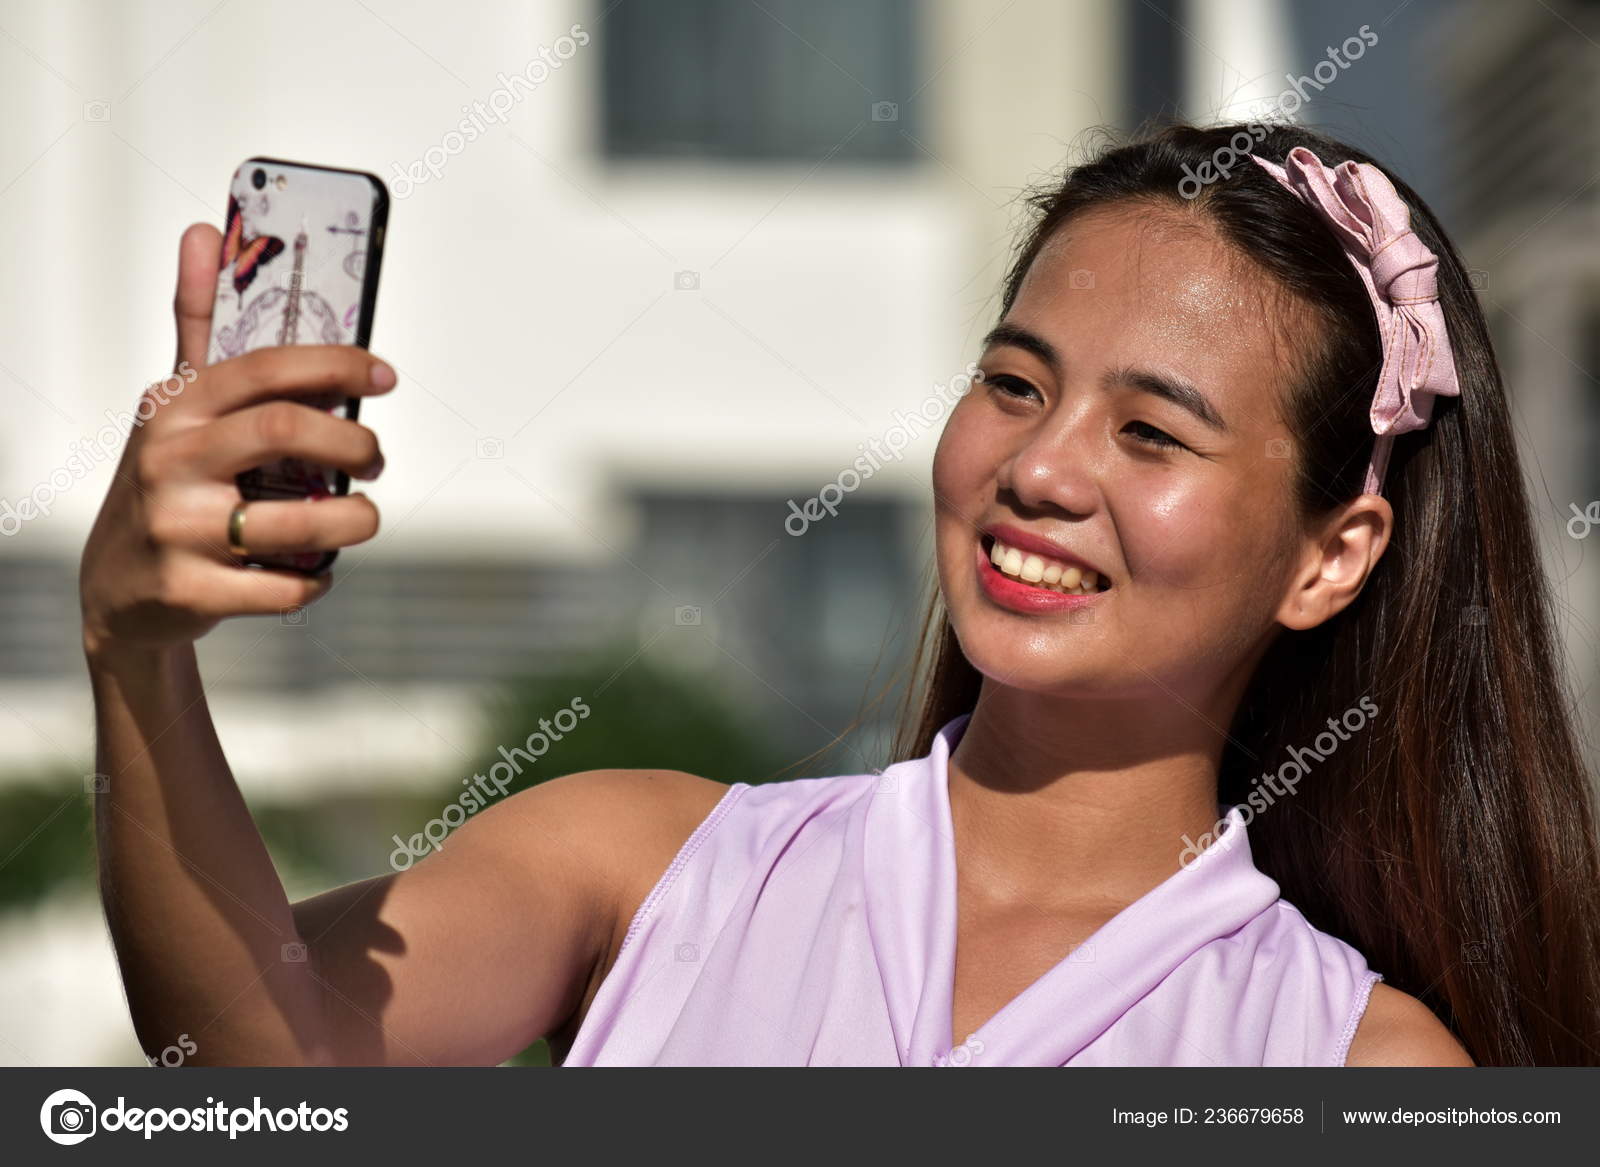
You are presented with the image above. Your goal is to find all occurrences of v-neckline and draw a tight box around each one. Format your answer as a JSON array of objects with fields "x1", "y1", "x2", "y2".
[
  {"x1": 942, "y1": 767, "x2": 1099, "y2": 1053},
  {"x1": 865, "y1": 712, "x2": 1281, "y2": 1066}
]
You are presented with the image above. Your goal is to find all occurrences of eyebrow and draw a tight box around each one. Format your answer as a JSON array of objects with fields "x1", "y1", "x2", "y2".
[{"x1": 980, "y1": 322, "x2": 1229, "y2": 435}]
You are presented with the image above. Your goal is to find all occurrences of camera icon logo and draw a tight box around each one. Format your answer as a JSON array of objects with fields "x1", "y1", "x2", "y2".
[
  {"x1": 1068, "y1": 269, "x2": 1095, "y2": 289},
  {"x1": 1462, "y1": 605, "x2": 1489, "y2": 626},
  {"x1": 281, "y1": 942, "x2": 308, "y2": 963},
  {"x1": 40, "y1": 1089, "x2": 97, "y2": 1145},
  {"x1": 1467, "y1": 269, "x2": 1489, "y2": 291},
  {"x1": 674, "y1": 605, "x2": 702, "y2": 626},
  {"x1": 1067, "y1": 608, "x2": 1095, "y2": 625},
  {"x1": 1265, "y1": 437, "x2": 1292, "y2": 460},
  {"x1": 280, "y1": 606, "x2": 308, "y2": 627},
  {"x1": 674, "y1": 942, "x2": 699, "y2": 962},
  {"x1": 1462, "y1": 940, "x2": 1487, "y2": 964},
  {"x1": 674, "y1": 270, "x2": 700, "y2": 291},
  {"x1": 476, "y1": 436, "x2": 504, "y2": 460},
  {"x1": 84, "y1": 773, "x2": 110, "y2": 794},
  {"x1": 82, "y1": 100, "x2": 110, "y2": 122},
  {"x1": 870, "y1": 101, "x2": 899, "y2": 122}
]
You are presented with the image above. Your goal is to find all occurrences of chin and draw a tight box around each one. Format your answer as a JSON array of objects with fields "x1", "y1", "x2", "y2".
[{"x1": 949, "y1": 611, "x2": 1115, "y2": 696}]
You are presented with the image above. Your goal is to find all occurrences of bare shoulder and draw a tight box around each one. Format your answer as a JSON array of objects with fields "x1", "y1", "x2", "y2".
[
  {"x1": 508, "y1": 768, "x2": 732, "y2": 906},
  {"x1": 534, "y1": 767, "x2": 731, "y2": 857},
  {"x1": 436, "y1": 767, "x2": 730, "y2": 909},
  {"x1": 1345, "y1": 982, "x2": 1475, "y2": 1066}
]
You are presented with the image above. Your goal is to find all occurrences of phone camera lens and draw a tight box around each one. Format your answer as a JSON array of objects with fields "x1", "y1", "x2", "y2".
[{"x1": 251, "y1": 168, "x2": 267, "y2": 190}]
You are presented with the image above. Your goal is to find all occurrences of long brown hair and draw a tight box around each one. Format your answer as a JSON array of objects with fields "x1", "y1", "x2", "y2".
[{"x1": 891, "y1": 122, "x2": 1600, "y2": 1065}]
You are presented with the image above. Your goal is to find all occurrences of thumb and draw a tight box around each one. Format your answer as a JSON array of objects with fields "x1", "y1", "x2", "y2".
[{"x1": 173, "y1": 222, "x2": 222, "y2": 374}]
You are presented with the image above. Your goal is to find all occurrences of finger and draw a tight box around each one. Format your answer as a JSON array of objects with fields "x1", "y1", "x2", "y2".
[
  {"x1": 180, "y1": 401, "x2": 383, "y2": 481},
  {"x1": 213, "y1": 493, "x2": 380, "y2": 558},
  {"x1": 179, "y1": 561, "x2": 334, "y2": 619},
  {"x1": 198, "y1": 345, "x2": 397, "y2": 419},
  {"x1": 174, "y1": 223, "x2": 222, "y2": 375}
]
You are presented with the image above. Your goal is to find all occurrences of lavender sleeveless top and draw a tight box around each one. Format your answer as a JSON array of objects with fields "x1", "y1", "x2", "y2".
[{"x1": 563, "y1": 714, "x2": 1381, "y2": 1066}]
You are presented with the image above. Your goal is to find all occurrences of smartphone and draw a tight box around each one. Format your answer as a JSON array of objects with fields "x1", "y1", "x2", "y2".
[{"x1": 205, "y1": 156, "x2": 389, "y2": 573}]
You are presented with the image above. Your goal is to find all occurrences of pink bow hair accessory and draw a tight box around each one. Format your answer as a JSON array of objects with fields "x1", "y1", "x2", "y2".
[{"x1": 1251, "y1": 146, "x2": 1460, "y2": 495}]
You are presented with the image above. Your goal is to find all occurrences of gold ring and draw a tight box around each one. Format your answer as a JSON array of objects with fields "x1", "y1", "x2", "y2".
[{"x1": 227, "y1": 502, "x2": 250, "y2": 557}]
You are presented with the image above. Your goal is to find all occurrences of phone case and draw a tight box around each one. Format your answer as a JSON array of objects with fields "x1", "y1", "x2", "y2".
[{"x1": 205, "y1": 156, "x2": 389, "y2": 573}]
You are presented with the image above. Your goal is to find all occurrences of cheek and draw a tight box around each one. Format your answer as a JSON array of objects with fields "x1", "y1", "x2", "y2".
[
  {"x1": 931, "y1": 405, "x2": 996, "y2": 587},
  {"x1": 931, "y1": 400, "x2": 982, "y2": 500},
  {"x1": 1119, "y1": 476, "x2": 1288, "y2": 619},
  {"x1": 931, "y1": 425, "x2": 968, "y2": 565},
  {"x1": 936, "y1": 392, "x2": 1022, "y2": 491},
  {"x1": 1120, "y1": 470, "x2": 1292, "y2": 637}
]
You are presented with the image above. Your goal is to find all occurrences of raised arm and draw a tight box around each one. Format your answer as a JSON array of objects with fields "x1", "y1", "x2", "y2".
[{"x1": 82, "y1": 224, "x2": 722, "y2": 1064}]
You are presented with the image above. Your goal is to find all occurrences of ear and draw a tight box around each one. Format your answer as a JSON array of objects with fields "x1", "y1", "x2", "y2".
[{"x1": 1276, "y1": 494, "x2": 1392, "y2": 631}]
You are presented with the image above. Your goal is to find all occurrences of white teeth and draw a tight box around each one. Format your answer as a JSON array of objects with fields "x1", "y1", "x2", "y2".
[{"x1": 986, "y1": 537, "x2": 1107, "y2": 595}]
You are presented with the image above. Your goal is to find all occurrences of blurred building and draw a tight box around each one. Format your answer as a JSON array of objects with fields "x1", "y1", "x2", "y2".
[{"x1": 0, "y1": 0, "x2": 1126, "y2": 793}]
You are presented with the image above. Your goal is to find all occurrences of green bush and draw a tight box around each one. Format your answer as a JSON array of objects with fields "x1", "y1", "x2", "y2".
[
  {"x1": 464, "y1": 646, "x2": 795, "y2": 796},
  {"x1": 0, "y1": 778, "x2": 94, "y2": 911}
]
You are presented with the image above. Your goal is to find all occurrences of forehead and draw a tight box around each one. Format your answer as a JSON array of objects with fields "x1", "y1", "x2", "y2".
[{"x1": 1007, "y1": 204, "x2": 1304, "y2": 423}]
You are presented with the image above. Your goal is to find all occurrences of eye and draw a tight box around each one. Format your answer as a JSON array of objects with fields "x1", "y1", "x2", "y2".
[
  {"x1": 1123, "y1": 421, "x2": 1187, "y2": 451},
  {"x1": 985, "y1": 373, "x2": 1041, "y2": 403}
]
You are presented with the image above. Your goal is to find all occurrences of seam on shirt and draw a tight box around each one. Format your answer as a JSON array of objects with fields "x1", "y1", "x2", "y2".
[
  {"x1": 1333, "y1": 969, "x2": 1383, "y2": 1066},
  {"x1": 617, "y1": 781, "x2": 750, "y2": 958}
]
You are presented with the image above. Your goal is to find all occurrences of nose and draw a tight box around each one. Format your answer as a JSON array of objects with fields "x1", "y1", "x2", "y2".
[{"x1": 997, "y1": 407, "x2": 1100, "y2": 516}]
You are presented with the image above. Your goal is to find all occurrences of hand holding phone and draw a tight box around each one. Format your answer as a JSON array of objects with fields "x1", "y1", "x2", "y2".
[{"x1": 80, "y1": 163, "x2": 392, "y2": 658}]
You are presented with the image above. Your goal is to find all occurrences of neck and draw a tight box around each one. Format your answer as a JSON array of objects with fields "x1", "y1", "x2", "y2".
[{"x1": 946, "y1": 681, "x2": 1242, "y2": 910}]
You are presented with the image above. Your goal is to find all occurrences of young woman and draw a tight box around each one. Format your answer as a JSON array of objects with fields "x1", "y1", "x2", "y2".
[{"x1": 81, "y1": 123, "x2": 1600, "y2": 1067}]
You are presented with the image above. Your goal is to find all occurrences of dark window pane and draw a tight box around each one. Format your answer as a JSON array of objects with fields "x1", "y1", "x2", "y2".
[
  {"x1": 1125, "y1": 0, "x2": 1183, "y2": 127},
  {"x1": 602, "y1": 0, "x2": 920, "y2": 162}
]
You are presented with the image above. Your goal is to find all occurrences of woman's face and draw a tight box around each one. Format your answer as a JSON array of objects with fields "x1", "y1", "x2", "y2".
[{"x1": 933, "y1": 204, "x2": 1314, "y2": 703}]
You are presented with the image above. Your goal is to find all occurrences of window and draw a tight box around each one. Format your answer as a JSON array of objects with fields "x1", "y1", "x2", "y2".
[
  {"x1": 601, "y1": 0, "x2": 921, "y2": 162},
  {"x1": 1125, "y1": 0, "x2": 1183, "y2": 128}
]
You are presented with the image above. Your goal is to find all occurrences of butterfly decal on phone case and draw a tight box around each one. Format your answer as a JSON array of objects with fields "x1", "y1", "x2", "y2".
[{"x1": 221, "y1": 194, "x2": 285, "y2": 298}]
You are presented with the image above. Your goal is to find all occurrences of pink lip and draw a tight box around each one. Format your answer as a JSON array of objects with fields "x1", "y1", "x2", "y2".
[
  {"x1": 974, "y1": 540, "x2": 1108, "y2": 614},
  {"x1": 984, "y1": 522, "x2": 1108, "y2": 581}
]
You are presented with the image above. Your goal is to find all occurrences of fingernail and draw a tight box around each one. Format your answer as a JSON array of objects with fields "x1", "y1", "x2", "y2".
[
  {"x1": 369, "y1": 362, "x2": 396, "y2": 389},
  {"x1": 357, "y1": 455, "x2": 385, "y2": 480}
]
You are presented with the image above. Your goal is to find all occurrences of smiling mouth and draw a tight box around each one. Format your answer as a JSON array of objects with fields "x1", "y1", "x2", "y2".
[{"x1": 981, "y1": 534, "x2": 1112, "y2": 595}]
